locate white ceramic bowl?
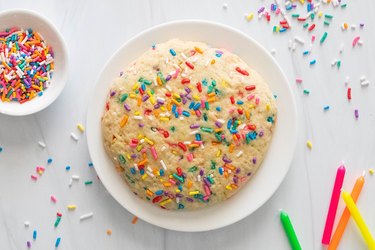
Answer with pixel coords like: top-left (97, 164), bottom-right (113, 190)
top-left (0, 9), bottom-right (68, 116)
top-left (87, 20), bottom-right (298, 232)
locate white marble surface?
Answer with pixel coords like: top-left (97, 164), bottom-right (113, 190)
top-left (0, 0), bottom-right (374, 249)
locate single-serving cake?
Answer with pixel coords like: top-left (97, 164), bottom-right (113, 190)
top-left (101, 39), bottom-right (277, 210)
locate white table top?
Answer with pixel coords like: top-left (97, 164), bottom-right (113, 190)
top-left (0, 0), bottom-right (374, 249)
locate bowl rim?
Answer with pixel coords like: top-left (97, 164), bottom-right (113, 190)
top-left (87, 19), bottom-right (298, 232)
top-left (0, 8), bottom-right (69, 116)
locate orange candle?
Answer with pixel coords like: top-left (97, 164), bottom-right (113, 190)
top-left (328, 172), bottom-right (365, 250)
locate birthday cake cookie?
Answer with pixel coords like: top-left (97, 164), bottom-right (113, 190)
top-left (101, 39), bottom-right (277, 210)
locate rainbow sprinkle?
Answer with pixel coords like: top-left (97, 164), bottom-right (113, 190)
top-left (0, 27), bottom-right (54, 103)
top-left (131, 216), bottom-right (138, 224)
top-left (55, 237), bottom-right (61, 248)
top-left (54, 213), bottom-right (62, 227)
top-left (306, 140), bottom-right (313, 149)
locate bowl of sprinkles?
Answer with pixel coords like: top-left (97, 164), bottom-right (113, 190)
top-left (0, 9), bottom-right (68, 116)
top-left (87, 20), bottom-right (297, 232)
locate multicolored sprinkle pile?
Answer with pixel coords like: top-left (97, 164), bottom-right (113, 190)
top-left (0, 27), bottom-right (54, 103)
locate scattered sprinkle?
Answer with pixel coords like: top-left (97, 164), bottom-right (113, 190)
top-left (354, 109), bottom-right (359, 119)
top-left (77, 123), bottom-right (85, 133)
top-left (360, 75), bottom-right (370, 87)
top-left (337, 61), bottom-right (341, 69)
top-left (33, 230), bottom-right (37, 240)
top-left (341, 23), bottom-right (349, 30)
top-left (24, 221), bottom-right (30, 227)
top-left (360, 80), bottom-right (370, 87)
top-left (70, 132), bottom-right (79, 141)
top-left (72, 175), bottom-right (80, 181)
top-left (294, 36), bottom-right (305, 45)
top-left (65, 165), bottom-right (71, 171)
top-left (47, 158), bottom-right (53, 164)
top-left (246, 13), bottom-right (254, 21)
top-left (67, 205), bottom-right (77, 210)
top-left (309, 59), bottom-right (316, 65)
top-left (131, 216), bottom-right (138, 224)
top-left (36, 166), bottom-right (45, 176)
top-left (324, 106), bottom-right (330, 111)
top-left (347, 88), bottom-right (352, 100)
top-left (258, 6), bottom-right (265, 14)
top-left (50, 195), bottom-right (57, 203)
top-left (369, 169), bottom-right (374, 175)
top-left (38, 141), bottom-right (46, 148)
top-left (106, 229), bottom-right (112, 235)
top-left (320, 32), bottom-right (328, 44)
top-left (352, 36), bottom-right (361, 47)
top-left (222, 3), bottom-right (228, 9)
top-left (306, 140), bottom-right (313, 149)
top-left (55, 237), bottom-right (61, 248)
top-left (54, 214), bottom-right (62, 227)
top-left (27, 241), bottom-right (31, 248)
top-left (84, 180), bottom-right (93, 185)
top-left (324, 14), bottom-right (333, 19)
top-left (79, 212), bottom-right (94, 221)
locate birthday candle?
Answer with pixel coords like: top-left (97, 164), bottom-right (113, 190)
top-left (341, 190), bottom-right (375, 249)
top-left (280, 210), bottom-right (302, 250)
top-left (341, 190), bottom-right (375, 250)
top-left (322, 165), bottom-right (346, 245)
top-left (328, 172), bottom-right (365, 250)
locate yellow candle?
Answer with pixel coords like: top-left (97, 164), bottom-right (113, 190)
top-left (341, 190), bottom-right (375, 249)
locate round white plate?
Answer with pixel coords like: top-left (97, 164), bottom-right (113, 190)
top-left (87, 20), bottom-right (297, 232)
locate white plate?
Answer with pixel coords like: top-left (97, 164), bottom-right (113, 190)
top-left (87, 20), bottom-right (297, 232)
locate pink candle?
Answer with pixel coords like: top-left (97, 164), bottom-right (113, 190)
top-left (322, 165), bottom-right (346, 245)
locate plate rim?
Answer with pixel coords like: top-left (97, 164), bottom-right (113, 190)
top-left (87, 19), bottom-right (298, 232)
